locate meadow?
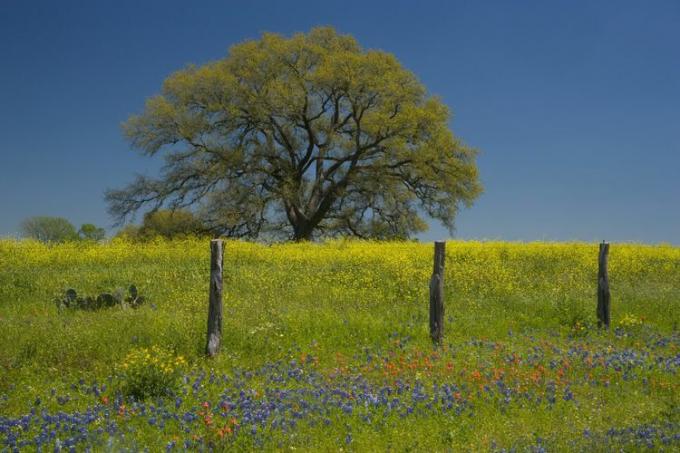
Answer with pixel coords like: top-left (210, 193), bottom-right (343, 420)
top-left (1, 238), bottom-right (679, 451)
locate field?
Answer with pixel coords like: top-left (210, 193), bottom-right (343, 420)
top-left (1, 239), bottom-right (679, 451)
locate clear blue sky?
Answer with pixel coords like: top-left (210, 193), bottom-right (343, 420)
top-left (1, 0), bottom-right (678, 243)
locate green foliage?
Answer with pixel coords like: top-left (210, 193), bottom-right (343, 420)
top-left (554, 298), bottom-right (592, 337)
top-left (138, 209), bottom-right (206, 240)
top-left (113, 224), bottom-right (141, 240)
top-left (116, 345), bottom-right (186, 400)
top-left (20, 216), bottom-right (78, 243)
top-left (114, 210), bottom-right (206, 241)
top-left (78, 223), bottom-right (106, 241)
top-left (20, 217), bottom-right (106, 243)
top-left (106, 27), bottom-right (482, 241)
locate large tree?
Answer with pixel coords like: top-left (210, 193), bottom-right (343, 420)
top-left (106, 27), bottom-right (481, 241)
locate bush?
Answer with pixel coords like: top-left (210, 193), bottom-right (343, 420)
top-left (615, 313), bottom-right (645, 337)
top-left (113, 224), bottom-right (141, 241)
top-left (555, 300), bottom-right (592, 337)
top-left (114, 209), bottom-right (208, 241)
top-left (116, 346), bottom-right (186, 400)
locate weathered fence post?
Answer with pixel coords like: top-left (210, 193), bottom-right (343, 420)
top-left (597, 241), bottom-right (610, 329)
top-left (429, 241), bottom-right (445, 344)
top-left (206, 239), bottom-right (224, 357)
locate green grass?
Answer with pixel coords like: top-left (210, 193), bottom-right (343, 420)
top-left (0, 239), bottom-right (679, 451)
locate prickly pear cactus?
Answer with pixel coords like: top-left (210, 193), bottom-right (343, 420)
top-left (65, 289), bottom-right (77, 306)
top-left (126, 285), bottom-right (145, 308)
top-left (55, 285), bottom-right (146, 311)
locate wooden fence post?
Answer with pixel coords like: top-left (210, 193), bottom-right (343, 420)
top-left (206, 239), bottom-right (224, 357)
top-left (429, 241), bottom-right (446, 344)
top-left (597, 241), bottom-right (610, 329)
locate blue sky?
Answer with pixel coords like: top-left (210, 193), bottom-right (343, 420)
top-left (1, 0), bottom-right (678, 243)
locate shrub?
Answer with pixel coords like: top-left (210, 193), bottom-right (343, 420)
top-left (618, 313), bottom-right (644, 329)
top-left (116, 346), bottom-right (186, 400)
top-left (115, 209), bottom-right (208, 241)
top-left (555, 300), bottom-right (592, 337)
top-left (615, 313), bottom-right (645, 337)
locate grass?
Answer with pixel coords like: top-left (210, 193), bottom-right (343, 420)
top-left (0, 238), bottom-right (679, 451)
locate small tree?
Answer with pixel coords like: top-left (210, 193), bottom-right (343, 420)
top-left (114, 224), bottom-right (141, 241)
top-left (138, 209), bottom-right (205, 240)
top-left (78, 223), bottom-right (106, 241)
top-left (20, 216), bottom-right (79, 243)
top-left (114, 209), bottom-right (206, 241)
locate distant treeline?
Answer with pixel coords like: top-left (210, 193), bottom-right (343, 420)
top-left (20, 210), bottom-right (208, 243)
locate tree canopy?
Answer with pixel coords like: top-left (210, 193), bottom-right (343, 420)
top-left (21, 216), bottom-right (78, 243)
top-left (115, 209), bottom-right (207, 241)
top-left (78, 223), bottom-right (106, 242)
top-left (106, 27), bottom-right (481, 241)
